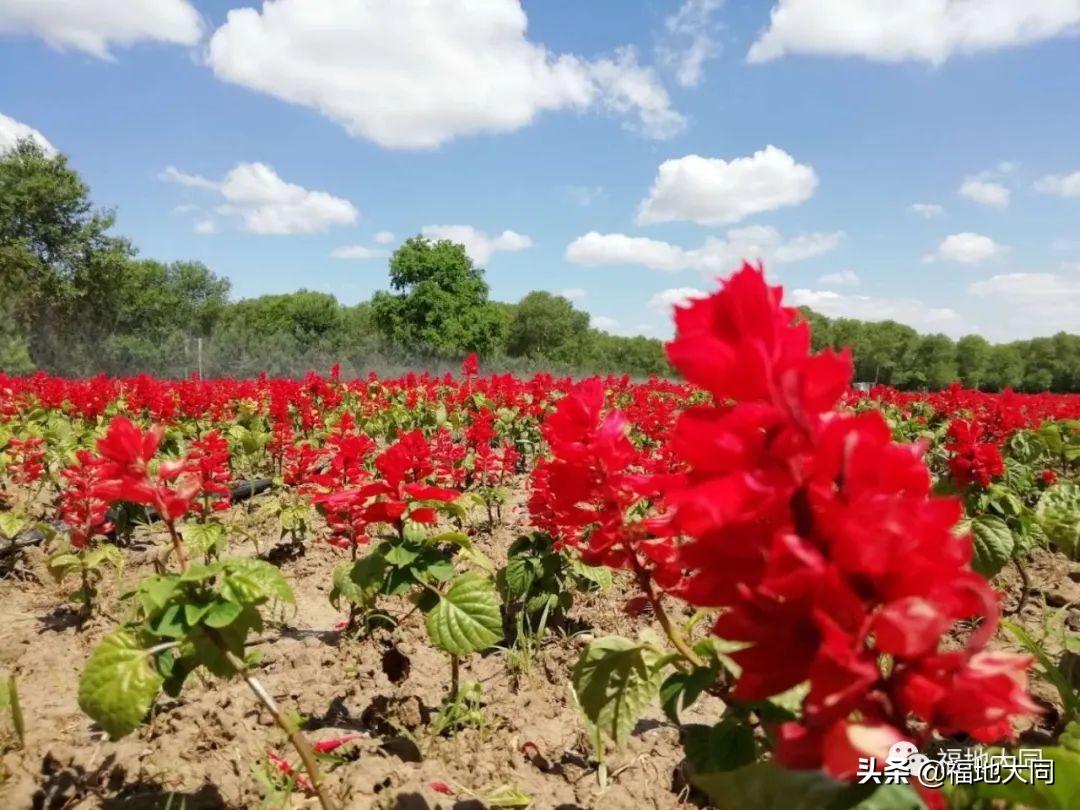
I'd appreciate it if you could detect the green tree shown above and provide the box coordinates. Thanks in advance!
[506,291,590,359]
[956,334,992,389]
[371,237,506,356]
[860,321,920,385]
[897,334,957,390]
[984,344,1026,391]
[0,138,132,368]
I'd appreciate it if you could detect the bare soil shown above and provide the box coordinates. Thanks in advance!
[0,492,1075,810]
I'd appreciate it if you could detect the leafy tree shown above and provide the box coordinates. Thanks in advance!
[0,138,132,367]
[984,344,1026,391]
[860,321,920,385]
[897,334,957,390]
[371,237,505,356]
[956,335,992,389]
[506,291,590,359]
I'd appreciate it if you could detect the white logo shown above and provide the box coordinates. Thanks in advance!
[856,745,1055,788]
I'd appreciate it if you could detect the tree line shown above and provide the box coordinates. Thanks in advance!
[1,139,1078,390]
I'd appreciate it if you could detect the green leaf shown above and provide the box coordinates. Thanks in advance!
[182,522,227,558]
[483,785,533,808]
[955,747,1080,810]
[221,559,294,605]
[966,515,1016,577]
[682,720,756,775]
[501,554,538,600]
[204,599,244,628]
[330,554,386,610]
[1004,620,1080,720]
[0,511,26,539]
[1037,482,1080,559]
[147,602,187,639]
[569,558,613,591]
[137,575,181,615]
[84,543,124,573]
[424,573,503,655]
[384,543,420,566]
[660,663,718,724]
[46,552,81,583]
[179,562,222,583]
[571,636,665,748]
[78,628,163,739]
[1062,720,1080,754]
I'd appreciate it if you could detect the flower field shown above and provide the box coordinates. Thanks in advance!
[0,266,1077,809]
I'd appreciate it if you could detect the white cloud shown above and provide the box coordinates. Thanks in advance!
[560,287,587,301]
[207,0,683,149]
[421,225,533,264]
[637,146,817,226]
[648,287,708,314]
[789,289,963,334]
[1035,170,1080,197]
[959,178,1010,207]
[657,0,723,87]
[373,230,396,245]
[0,0,201,60]
[590,315,620,332]
[568,185,605,206]
[566,225,843,275]
[160,165,218,190]
[331,245,386,260]
[0,112,55,154]
[910,202,945,219]
[161,162,358,235]
[194,219,217,235]
[926,232,1005,264]
[968,270,1080,337]
[747,1,1080,65]
[818,269,860,287]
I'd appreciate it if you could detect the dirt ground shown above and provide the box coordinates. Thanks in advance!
[0,490,1075,810]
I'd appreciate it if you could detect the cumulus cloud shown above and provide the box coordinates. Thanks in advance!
[373,230,396,245]
[331,245,387,260]
[968,270,1080,337]
[565,225,842,275]
[747,1,1080,65]
[0,112,55,154]
[161,162,358,235]
[193,219,217,235]
[910,202,945,219]
[648,287,708,314]
[926,232,1005,264]
[421,225,533,264]
[560,287,587,301]
[789,289,963,334]
[0,0,201,59]
[1035,170,1080,197]
[959,178,1010,207]
[656,0,723,87]
[636,146,817,226]
[207,0,683,149]
[817,269,860,287]
[590,315,620,332]
[568,185,605,206]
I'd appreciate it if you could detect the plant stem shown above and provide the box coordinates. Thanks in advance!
[628,551,703,668]
[79,566,93,616]
[164,520,188,571]
[450,654,460,700]
[221,648,338,810]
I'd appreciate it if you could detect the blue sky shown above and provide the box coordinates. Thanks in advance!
[1,0,1079,342]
